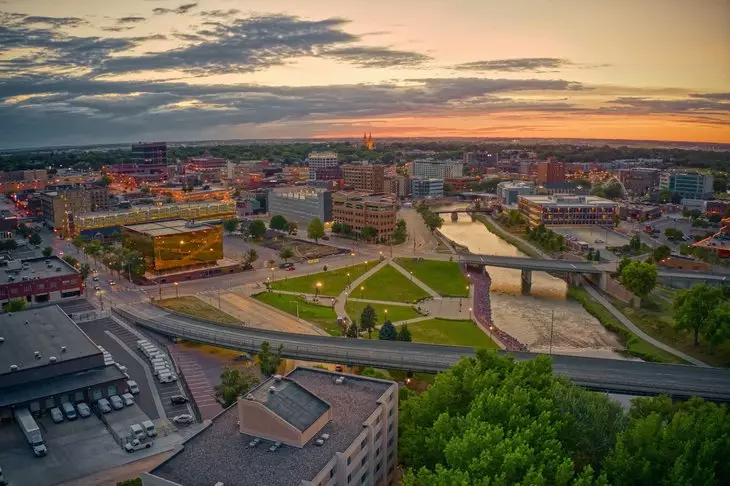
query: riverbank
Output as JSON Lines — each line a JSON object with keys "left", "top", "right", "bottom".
{"left": 472, "top": 214, "right": 546, "bottom": 258}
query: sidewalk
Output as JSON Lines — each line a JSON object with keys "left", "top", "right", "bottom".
{"left": 335, "top": 259, "right": 389, "bottom": 321}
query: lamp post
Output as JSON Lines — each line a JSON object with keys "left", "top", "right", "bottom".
{"left": 360, "top": 286, "right": 364, "bottom": 299}
{"left": 347, "top": 273, "right": 351, "bottom": 289}
{"left": 315, "top": 281, "right": 322, "bottom": 300}
{"left": 469, "top": 307, "right": 472, "bottom": 321}
{"left": 290, "top": 300, "right": 300, "bottom": 320}
{"left": 409, "top": 271, "right": 413, "bottom": 281}
{"left": 384, "top": 309, "right": 388, "bottom": 321}
{"left": 174, "top": 282, "right": 179, "bottom": 298}
{"left": 350, "top": 252, "right": 355, "bottom": 267}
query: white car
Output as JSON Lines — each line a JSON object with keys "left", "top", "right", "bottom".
{"left": 172, "top": 414, "right": 194, "bottom": 425}
{"left": 158, "top": 372, "right": 178, "bottom": 383}
{"left": 121, "top": 393, "right": 135, "bottom": 407}
{"left": 127, "top": 380, "right": 140, "bottom": 394}
{"left": 76, "top": 402, "right": 91, "bottom": 418}
{"left": 50, "top": 407, "right": 64, "bottom": 423}
{"left": 97, "top": 398, "right": 112, "bottom": 413}
{"left": 109, "top": 395, "right": 124, "bottom": 410}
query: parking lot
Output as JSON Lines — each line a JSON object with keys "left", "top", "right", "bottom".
{"left": 56, "top": 298, "right": 96, "bottom": 314}
{"left": 552, "top": 226, "right": 630, "bottom": 259}
{"left": 168, "top": 346, "right": 224, "bottom": 420}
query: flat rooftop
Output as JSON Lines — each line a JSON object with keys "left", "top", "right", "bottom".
{"left": 123, "top": 219, "right": 215, "bottom": 237}
{"left": 520, "top": 195, "right": 617, "bottom": 207}
{"left": 75, "top": 200, "right": 235, "bottom": 221}
{"left": 0, "top": 305, "right": 100, "bottom": 378}
{"left": 1, "top": 256, "right": 77, "bottom": 284}
{"left": 152, "top": 367, "right": 392, "bottom": 486}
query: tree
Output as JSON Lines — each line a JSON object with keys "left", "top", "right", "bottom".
{"left": 346, "top": 321, "right": 359, "bottom": 338}
{"left": 331, "top": 222, "right": 343, "bottom": 234}
{"left": 619, "top": 261, "right": 657, "bottom": 298}
{"left": 79, "top": 263, "right": 91, "bottom": 280}
{"left": 28, "top": 232, "right": 41, "bottom": 246}
{"left": 249, "top": 220, "right": 267, "bottom": 239}
{"left": 670, "top": 192, "right": 682, "bottom": 204}
{"left": 708, "top": 213, "right": 723, "bottom": 224}
{"left": 215, "top": 367, "right": 260, "bottom": 407}
{"left": 258, "top": 341, "right": 282, "bottom": 376}
{"left": 307, "top": 218, "right": 325, "bottom": 243}
{"left": 650, "top": 245, "right": 671, "bottom": 263}
{"left": 245, "top": 248, "right": 258, "bottom": 267}
{"left": 85, "top": 240, "right": 102, "bottom": 263}
{"left": 673, "top": 284, "right": 725, "bottom": 345}
{"left": 279, "top": 247, "right": 294, "bottom": 263}
{"left": 4, "top": 298, "right": 27, "bottom": 312}
{"left": 42, "top": 246, "right": 53, "bottom": 258}
{"left": 587, "top": 248, "right": 594, "bottom": 261}
{"left": 664, "top": 227, "right": 683, "bottom": 240}
{"left": 72, "top": 235, "right": 87, "bottom": 254}
{"left": 16, "top": 223, "right": 31, "bottom": 238}
{"left": 222, "top": 218, "right": 239, "bottom": 234}
{"left": 62, "top": 254, "right": 79, "bottom": 267}
{"left": 360, "top": 226, "right": 377, "bottom": 242}
{"left": 612, "top": 213, "right": 621, "bottom": 228}
{"left": 124, "top": 250, "right": 146, "bottom": 278}
{"left": 287, "top": 221, "right": 298, "bottom": 234}
{"left": 360, "top": 304, "right": 378, "bottom": 339}
{"left": 629, "top": 235, "right": 641, "bottom": 251}
{"left": 100, "top": 175, "right": 113, "bottom": 186}
{"left": 1, "top": 239, "right": 17, "bottom": 251}
{"left": 397, "top": 323, "right": 412, "bottom": 342}
{"left": 270, "top": 214, "right": 288, "bottom": 231}
{"left": 379, "top": 320, "right": 397, "bottom": 340}
{"left": 594, "top": 250, "right": 601, "bottom": 261}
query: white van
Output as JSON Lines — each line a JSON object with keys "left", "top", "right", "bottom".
{"left": 142, "top": 420, "right": 157, "bottom": 437}
{"left": 130, "top": 424, "right": 146, "bottom": 440}
{"left": 61, "top": 402, "right": 77, "bottom": 420}
{"left": 127, "top": 380, "right": 140, "bottom": 395}
{"left": 158, "top": 372, "right": 177, "bottom": 383}
{"left": 153, "top": 364, "right": 171, "bottom": 376}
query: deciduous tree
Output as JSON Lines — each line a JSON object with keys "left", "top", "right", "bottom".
{"left": 269, "top": 214, "right": 288, "bottom": 231}
{"left": 222, "top": 218, "right": 239, "bottom": 234}
{"left": 279, "top": 247, "right": 293, "bottom": 263}
{"left": 248, "top": 220, "right": 266, "bottom": 239}
{"left": 4, "top": 298, "right": 27, "bottom": 312}
{"left": 258, "top": 341, "right": 282, "bottom": 376}
{"left": 307, "top": 218, "right": 325, "bottom": 243}
{"left": 673, "top": 283, "right": 726, "bottom": 345}
{"left": 619, "top": 261, "right": 657, "bottom": 297}
{"left": 28, "top": 232, "right": 41, "bottom": 246}
{"left": 215, "top": 367, "right": 260, "bottom": 407}
{"left": 42, "top": 246, "right": 53, "bottom": 258}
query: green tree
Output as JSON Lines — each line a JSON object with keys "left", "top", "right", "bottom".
{"left": 307, "top": 218, "right": 325, "bottom": 243}
{"left": 1, "top": 239, "right": 17, "bottom": 251}
{"left": 85, "top": 240, "right": 102, "bottom": 263}
{"left": 673, "top": 284, "right": 726, "bottom": 345}
{"left": 249, "top": 220, "right": 267, "bottom": 239}
{"left": 361, "top": 226, "right": 377, "bottom": 242}
{"left": 629, "top": 235, "right": 641, "bottom": 251}
{"left": 612, "top": 213, "right": 621, "bottom": 227}
{"left": 124, "top": 250, "right": 146, "bottom": 278}
{"left": 708, "top": 213, "right": 723, "bottom": 224}
{"left": 100, "top": 175, "right": 113, "bottom": 186}
{"left": 258, "top": 341, "right": 282, "bottom": 376}
{"left": 42, "top": 246, "right": 53, "bottom": 258}
{"left": 269, "top": 214, "right": 288, "bottom": 231}
{"left": 397, "top": 323, "right": 412, "bottom": 342}
{"left": 116, "top": 479, "right": 142, "bottom": 486}
{"left": 16, "top": 223, "right": 31, "bottom": 238}
{"left": 360, "top": 304, "right": 378, "bottom": 339}
{"left": 663, "top": 227, "right": 683, "bottom": 240}
{"left": 287, "top": 221, "right": 298, "bottom": 234}
{"left": 28, "top": 232, "right": 41, "bottom": 246}
{"left": 346, "top": 321, "right": 359, "bottom": 338}
{"left": 279, "top": 247, "right": 294, "bottom": 263}
{"left": 379, "top": 320, "right": 398, "bottom": 340}
{"left": 650, "top": 245, "right": 671, "bottom": 263}
{"left": 245, "top": 248, "right": 258, "bottom": 267}
{"left": 215, "top": 367, "right": 260, "bottom": 407}
{"left": 222, "top": 218, "right": 239, "bottom": 234}
{"left": 4, "top": 298, "right": 27, "bottom": 312}
{"left": 79, "top": 263, "right": 91, "bottom": 281}
{"left": 619, "top": 261, "right": 657, "bottom": 298}
{"left": 62, "top": 254, "right": 79, "bottom": 267}
{"left": 594, "top": 249, "right": 601, "bottom": 261}
{"left": 331, "top": 222, "right": 343, "bottom": 234}
{"left": 72, "top": 234, "right": 87, "bottom": 254}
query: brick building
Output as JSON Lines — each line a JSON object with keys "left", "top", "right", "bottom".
{"left": 332, "top": 192, "right": 396, "bottom": 241}
{"left": 536, "top": 159, "right": 566, "bottom": 185}
{"left": 342, "top": 163, "right": 385, "bottom": 193}
{"left": 0, "top": 256, "right": 83, "bottom": 306}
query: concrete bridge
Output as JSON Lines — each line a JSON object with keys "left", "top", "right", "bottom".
{"left": 431, "top": 207, "right": 500, "bottom": 221}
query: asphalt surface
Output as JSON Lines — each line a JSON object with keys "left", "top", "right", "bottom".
{"left": 116, "top": 303, "right": 730, "bottom": 402}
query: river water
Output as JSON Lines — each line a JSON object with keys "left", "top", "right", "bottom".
{"left": 437, "top": 205, "right": 627, "bottom": 360}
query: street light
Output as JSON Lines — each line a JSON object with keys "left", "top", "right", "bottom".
{"left": 347, "top": 273, "right": 351, "bottom": 289}
{"left": 468, "top": 307, "right": 472, "bottom": 321}
{"left": 360, "top": 286, "right": 364, "bottom": 299}
{"left": 315, "top": 281, "right": 322, "bottom": 299}
{"left": 409, "top": 271, "right": 413, "bottom": 281}
{"left": 384, "top": 309, "right": 388, "bottom": 321}
{"left": 174, "top": 282, "right": 179, "bottom": 298}
{"left": 290, "top": 300, "right": 300, "bottom": 320}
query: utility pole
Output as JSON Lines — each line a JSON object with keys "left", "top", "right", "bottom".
{"left": 549, "top": 310, "right": 555, "bottom": 355}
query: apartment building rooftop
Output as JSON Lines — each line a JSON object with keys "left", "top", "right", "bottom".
{"left": 149, "top": 367, "right": 392, "bottom": 486}
{"left": 520, "top": 194, "right": 616, "bottom": 207}
{"left": 1, "top": 256, "right": 77, "bottom": 284}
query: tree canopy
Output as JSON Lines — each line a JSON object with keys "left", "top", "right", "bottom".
{"left": 379, "top": 320, "right": 397, "bottom": 340}
{"left": 248, "top": 220, "right": 267, "bottom": 239}
{"left": 673, "top": 284, "right": 730, "bottom": 346}
{"left": 619, "top": 261, "right": 657, "bottom": 297}
{"left": 222, "top": 218, "right": 239, "bottom": 234}
{"left": 307, "top": 218, "right": 325, "bottom": 242}
{"left": 258, "top": 341, "right": 282, "bottom": 376}
{"left": 360, "top": 304, "right": 378, "bottom": 339}
{"left": 215, "top": 367, "right": 260, "bottom": 407}
{"left": 270, "top": 214, "right": 288, "bottom": 230}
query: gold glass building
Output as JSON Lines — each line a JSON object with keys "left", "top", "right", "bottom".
{"left": 122, "top": 220, "right": 223, "bottom": 274}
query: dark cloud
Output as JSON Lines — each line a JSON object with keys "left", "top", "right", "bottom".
{"left": 117, "top": 16, "right": 146, "bottom": 24}
{"left": 454, "top": 58, "right": 574, "bottom": 72}
{"left": 690, "top": 92, "right": 730, "bottom": 101}
{"left": 200, "top": 9, "right": 240, "bottom": 18}
{"left": 101, "top": 26, "right": 134, "bottom": 32}
{"left": 153, "top": 3, "right": 198, "bottom": 16}
{"left": 605, "top": 97, "right": 730, "bottom": 114}
{"left": 22, "top": 16, "right": 87, "bottom": 28}
{"left": 323, "top": 46, "right": 431, "bottom": 68}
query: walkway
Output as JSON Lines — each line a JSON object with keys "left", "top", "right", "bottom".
{"left": 389, "top": 259, "right": 441, "bottom": 298}
{"left": 334, "top": 259, "right": 390, "bottom": 322}
{"left": 582, "top": 283, "right": 708, "bottom": 367}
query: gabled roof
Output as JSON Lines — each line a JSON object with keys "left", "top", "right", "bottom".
{"left": 248, "top": 377, "right": 330, "bottom": 432}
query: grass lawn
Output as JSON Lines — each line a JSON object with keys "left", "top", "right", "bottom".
{"left": 358, "top": 264, "right": 430, "bottom": 302}
{"left": 567, "top": 288, "right": 688, "bottom": 364}
{"left": 270, "top": 260, "right": 378, "bottom": 296}
{"left": 254, "top": 292, "right": 342, "bottom": 336}
{"left": 406, "top": 318, "right": 499, "bottom": 348}
{"left": 395, "top": 258, "right": 469, "bottom": 297}
{"left": 345, "top": 300, "right": 422, "bottom": 323}
{"left": 157, "top": 296, "right": 240, "bottom": 325}
{"left": 613, "top": 296, "right": 730, "bottom": 368}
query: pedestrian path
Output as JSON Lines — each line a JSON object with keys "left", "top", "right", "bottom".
{"left": 389, "top": 260, "right": 441, "bottom": 298}
{"left": 392, "top": 315, "right": 431, "bottom": 326}
{"left": 335, "top": 259, "right": 390, "bottom": 321}
{"left": 346, "top": 297, "right": 413, "bottom": 307}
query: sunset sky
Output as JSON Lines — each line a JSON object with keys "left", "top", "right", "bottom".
{"left": 1, "top": 0, "right": 729, "bottom": 148}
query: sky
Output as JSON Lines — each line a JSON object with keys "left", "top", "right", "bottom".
{"left": 0, "top": 0, "right": 729, "bottom": 149}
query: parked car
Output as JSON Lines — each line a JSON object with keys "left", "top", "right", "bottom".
{"left": 233, "top": 352, "right": 251, "bottom": 362}
{"left": 97, "top": 398, "right": 112, "bottom": 414}
{"left": 158, "top": 372, "right": 178, "bottom": 383}
{"left": 61, "top": 402, "right": 77, "bottom": 420}
{"left": 278, "top": 262, "right": 294, "bottom": 269}
{"left": 109, "top": 395, "right": 124, "bottom": 410}
{"left": 127, "top": 380, "right": 140, "bottom": 395}
{"left": 92, "top": 276, "right": 99, "bottom": 281}
{"left": 335, "top": 364, "right": 343, "bottom": 372}
{"left": 172, "top": 414, "right": 194, "bottom": 425}
{"left": 124, "top": 439, "right": 151, "bottom": 453}
{"left": 109, "top": 280, "right": 116, "bottom": 286}
{"left": 130, "top": 424, "right": 146, "bottom": 440}
{"left": 121, "top": 393, "right": 135, "bottom": 407}
{"left": 170, "top": 395, "right": 189, "bottom": 405}
{"left": 50, "top": 407, "right": 64, "bottom": 423}
{"left": 76, "top": 402, "right": 91, "bottom": 418}
{"left": 142, "top": 420, "right": 157, "bottom": 437}
{"left": 322, "top": 235, "right": 330, "bottom": 240}
{"left": 286, "top": 265, "right": 296, "bottom": 271}
{"left": 94, "top": 285, "right": 101, "bottom": 291}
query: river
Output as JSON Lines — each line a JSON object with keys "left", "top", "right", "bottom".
{"left": 437, "top": 205, "right": 627, "bottom": 360}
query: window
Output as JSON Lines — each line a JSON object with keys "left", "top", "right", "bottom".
{"left": 347, "top": 457, "right": 351, "bottom": 466}
{"left": 376, "top": 447, "right": 381, "bottom": 457}
{"left": 388, "top": 424, "right": 393, "bottom": 433}
{"left": 347, "top": 474, "right": 351, "bottom": 483}
{"left": 361, "top": 456, "right": 367, "bottom": 467}
{"left": 330, "top": 468, "right": 335, "bottom": 478}
{"left": 361, "top": 438, "right": 367, "bottom": 449}
{"left": 388, "top": 408, "right": 393, "bottom": 417}
{"left": 388, "top": 437, "right": 394, "bottom": 447}
{"left": 361, "top": 471, "right": 369, "bottom": 483}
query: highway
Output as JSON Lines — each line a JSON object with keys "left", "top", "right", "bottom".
{"left": 115, "top": 303, "right": 730, "bottom": 402}
{"left": 460, "top": 254, "right": 611, "bottom": 274}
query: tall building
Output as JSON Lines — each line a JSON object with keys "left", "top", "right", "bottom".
{"left": 267, "top": 187, "right": 333, "bottom": 223}
{"left": 411, "top": 178, "right": 444, "bottom": 200}
{"left": 131, "top": 142, "right": 167, "bottom": 165}
{"left": 463, "top": 151, "right": 498, "bottom": 166}
{"left": 142, "top": 367, "right": 398, "bottom": 486}
{"left": 497, "top": 181, "right": 536, "bottom": 206}
{"left": 617, "top": 168, "right": 661, "bottom": 195}
{"left": 342, "top": 163, "right": 385, "bottom": 193}
{"left": 332, "top": 192, "right": 397, "bottom": 241}
{"left": 362, "top": 132, "right": 374, "bottom": 150}
{"left": 536, "top": 159, "right": 566, "bottom": 185}
{"left": 659, "top": 172, "right": 714, "bottom": 200}
{"left": 40, "top": 186, "right": 109, "bottom": 235}
{"left": 411, "top": 159, "right": 463, "bottom": 179}
{"left": 306, "top": 152, "right": 340, "bottom": 180}
{"left": 185, "top": 154, "right": 227, "bottom": 181}
{"left": 518, "top": 195, "right": 617, "bottom": 226}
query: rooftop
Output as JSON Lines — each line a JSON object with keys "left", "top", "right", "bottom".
{"left": 520, "top": 194, "right": 617, "bottom": 207}
{"left": 122, "top": 219, "right": 215, "bottom": 237}
{"left": 74, "top": 200, "right": 235, "bottom": 221}
{"left": 1, "top": 256, "right": 77, "bottom": 284}
{"left": 247, "top": 375, "right": 331, "bottom": 432}
{"left": 0, "top": 305, "right": 100, "bottom": 378}
{"left": 152, "top": 367, "right": 393, "bottom": 486}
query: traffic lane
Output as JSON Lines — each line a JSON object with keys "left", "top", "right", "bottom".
{"left": 76, "top": 320, "right": 160, "bottom": 419}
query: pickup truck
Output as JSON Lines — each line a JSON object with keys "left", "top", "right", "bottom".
{"left": 124, "top": 439, "right": 152, "bottom": 453}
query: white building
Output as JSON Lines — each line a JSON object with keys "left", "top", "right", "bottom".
{"left": 411, "top": 159, "right": 463, "bottom": 179}
{"left": 305, "top": 152, "right": 339, "bottom": 170}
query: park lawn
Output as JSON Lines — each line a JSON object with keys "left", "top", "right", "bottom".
{"left": 395, "top": 258, "right": 469, "bottom": 297}
{"left": 406, "top": 318, "right": 499, "bottom": 349}
{"left": 157, "top": 296, "right": 240, "bottom": 325}
{"left": 270, "top": 260, "right": 378, "bottom": 296}
{"left": 359, "top": 264, "right": 430, "bottom": 302}
{"left": 345, "top": 300, "right": 422, "bottom": 324}
{"left": 254, "top": 292, "right": 342, "bottom": 336}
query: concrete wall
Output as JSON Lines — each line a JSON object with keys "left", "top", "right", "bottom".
{"left": 141, "top": 472, "right": 182, "bottom": 486}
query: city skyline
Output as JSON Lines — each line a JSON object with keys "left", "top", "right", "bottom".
{"left": 0, "top": 0, "right": 728, "bottom": 148}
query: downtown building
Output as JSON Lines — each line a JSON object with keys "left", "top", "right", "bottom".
{"left": 307, "top": 152, "right": 341, "bottom": 181}
{"left": 332, "top": 192, "right": 397, "bottom": 241}
{"left": 659, "top": 171, "right": 714, "bottom": 200}
{"left": 410, "top": 178, "right": 444, "bottom": 200}
{"left": 463, "top": 151, "right": 498, "bottom": 167}
{"left": 342, "top": 163, "right": 385, "bottom": 193}
{"left": 267, "top": 187, "right": 333, "bottom": 223}
{"left": 411, "top": 159, "right": 463, "bottom": 179}
{"left": 107, "top": 142, "right": 170, "bottom": 184}
{"left": 518, "top": 194, "right": 617, "bottom": 226}
{"left": 0, "top": 256, "right": 83, "bottom": 306}
{"left": 143, "top": 368, "right": 399, "bottom": 486}
{"left": 536, "top": 159, "right": 566, "bottom": 185}
{"left": 497, "top": 181, "right": 536, "bottom": 206}
{"left": 40, "top": 185, "right": 110, "bottom": 236}
{"left": 617, "top": 168, "right": 661, "bottom": 195}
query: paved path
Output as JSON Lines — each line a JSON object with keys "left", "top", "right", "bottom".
{"left": 389, "top": 259, "right": 442, "bottom": 298}
{"left": 346, "top": 297, "right": 413, "bottom": 307}
{"left": 583, "top": 283, "right": 708, "bottom": 367}
{"left": 392, "top": 315, "right": 431, "bottom": 326}
{"left": 335, "top": 259, "right": 390, "bottom": 321}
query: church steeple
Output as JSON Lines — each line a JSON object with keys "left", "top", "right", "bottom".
{"left": 363, "top": 132, "right": 374, "bottom": 150}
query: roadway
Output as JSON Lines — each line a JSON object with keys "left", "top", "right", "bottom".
{"left": 460, "top": 254, "right": 612, "bottom": 274}
{"left": 115, "top": 303, "right": 730, "bottom": 402}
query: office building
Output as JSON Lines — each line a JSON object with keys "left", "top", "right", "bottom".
{"left": 536, "top": 159, "right": 566, "bottom": 185}
{"left": 617, "top": 203, "right": 661, "bottom": 221}
{"left": 617, "top": 168, "right": 661, "bottom": 195}
{"left": 40, "top": 186, "right": 109, "bottom": 235}
{"left": 122, "top": 220, "right": 223, "bottom": 274}
{"left": 659, "top": 172, "right": 714, "bottom": 200}
{"left": 411, "top": 178, "right": 444, "bottom": 200}
{"left": 0, "top": 169, "right": 48, "bottom": 193}
{"left": 497, "top": 181, "right": 535, "bottom": 206}
{"left": 0, "top": 306, "right": 128, "bottom": 419}
{"left": 267, "top": 187, "right": 333, "bottom": 223}
{"left": 463, "top": 151, "right": 498, "bottom": 166}
{"left": 411, "top": 159, "right": 463, "bottom": 179}
{"left": 143, "top": 367, "right": 398, "bottom": 486}
{"left": 332, "top": 192, "right": 397, "bottom": 241}
{"left": 131, "top": 142, "right": 167, "bottom": 165}
{"left": 518, "top": 195, "right": 617, "bottom": 226}
{"left": 342, "top": 163, "right": 385, "bottom": 193}
{"left": 0, "top": 256, "right": 83, "bottom": 306}
{"left": 395, "top": 175, "right": 411, "bottom": 198}
{"left": 306, "top": 152, "right": 339, "bottom": 171}
{"left": 185, "top": 154, "right": 227, "bottom": 182}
